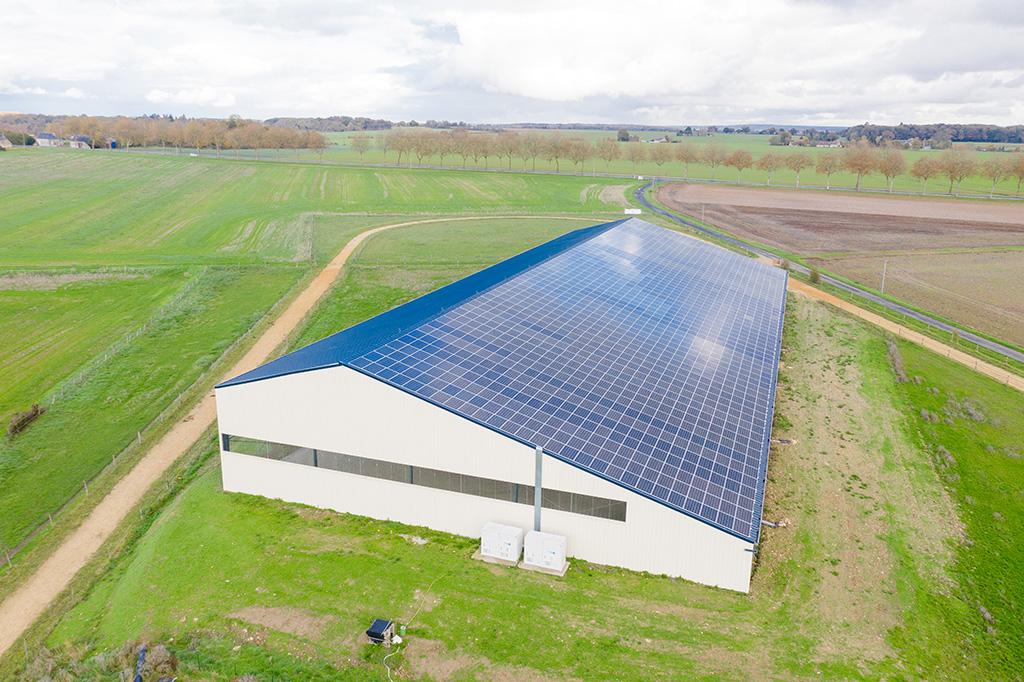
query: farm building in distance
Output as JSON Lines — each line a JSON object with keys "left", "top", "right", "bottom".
{"left": 215, "top": 218, "right": 787, "bottom": 592}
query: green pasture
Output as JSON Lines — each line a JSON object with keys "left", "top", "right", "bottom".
{"left": 0, "top": 266, "right": 303, "bottom": 549}
{"left": 0, "top": 150, "right": 624, "bottom": 555}
{"left": 306, "top": 129, "right": 1022, "bottom": 197}
{"left": 30, "top": 219, "right": 1024, "bottom": 680}
{"left": 292, "top": 217, "right": 597, "bottom": 350}
{"left": 1, "top": 150, "right": 623, "bottom": 267}
{"left": 74, "top": 130, "right": 1024, "bottom": 197}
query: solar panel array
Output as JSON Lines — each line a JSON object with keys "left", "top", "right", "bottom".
{"left": 347, "top": 219, "right": 787, "bottom": 543}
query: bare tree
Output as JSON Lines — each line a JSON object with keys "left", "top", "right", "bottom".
{"left": 205, "top": 119, "right": 229, "bottom": 158}
{"left": 544, "top": 133, "right": 569, "bottom": 173}
{"left": 815, "top": 151, "right": 842, "bottom": 189}
{"left": 305, "top": 130, "right": 328, "bottom": 163}
{"left": 495, "top": 131, "right": 520, "bottom": 171}
{"left": 518, "top": 131, "right": 542, "bottom": 171}
{"left": 1008, "top": 152, "right": 1024, "bottom": 196}
{"left": 183, "top": 120, "right": 208, "bottom": 156}
{"left": 674, "top": 142, "right": 700, "bottom": 179}
{"left": 702, "top": 141, "right": 728, "bottom": 180}
{"left": 243, "top": 123, "right": 265, "bottom": 160}
{"left": 595, "top": 137, "right": 620, "bottom": 173}
{"left": 411, "top": 130, "right": 436, "bottom": 166}
{"left": 939, "top": 147, "right": 977, "bottom": 195}
{"left": 377, "top": 131, "right": 392, "bottom": 165}
{"left": 566, "top": 136, "right": 592, "bottom": 174}
{"left": 725, "top": 149, "right": 754, "bottom": 181}
{"left": 265, "top": 126, "right": 290, "bottom": 160}
{"left": 648, "top": 142, "right": 674, "bottom": 173}
{"left": 784, "top": 152, "right": 813, "bottom": 188}
{"left": 876, "top": 148, "right": 907, "bottom": 192}
{"left": 467, "top": 134, "right": 493, "bottom": 169}
{"left": 624, "top": 141, "right": 647, "bottom": 176}
{"left": 979, "top": 156, "right": 1010, "bottom": 198}
{"left": 450, "top": 129, "right": 470, "bottom": 168}
{"left": 842, "top": 142, "right": 878, "bottom": 190}
{"left": 391, "top": 130, "right": 413, "bottom": 167}
{"left": 350, "top": 134, "right": 371, "bottom": 163}
{"left": 755, "top": 152, "right": 785, "bottom": 185}
{"left": 910, "top": 156, "right": 940, "bottom": 194}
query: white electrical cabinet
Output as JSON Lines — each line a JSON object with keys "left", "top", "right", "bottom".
{"left": 523, "top": 530, "right": 567, "bottom": 571}
{"left": 480, "top": 522, "right": 524, "bottom": 562}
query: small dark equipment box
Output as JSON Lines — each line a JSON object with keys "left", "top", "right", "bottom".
{"left": 366, "top": 618, "right": 395, "bottom": 644}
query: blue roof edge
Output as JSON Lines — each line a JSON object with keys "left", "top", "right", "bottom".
{"left": 217, "top": 218, "right": 630, "bottom": 389}
{"left": 750, "top": 272, "right": 789, "bottom": 544}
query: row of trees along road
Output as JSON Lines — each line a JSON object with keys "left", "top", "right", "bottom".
{"left": 43, "top": 114, "right": 329, "bottom": 160}
{"left": 358, "top": 131, "right": 1024, "bottom": 196}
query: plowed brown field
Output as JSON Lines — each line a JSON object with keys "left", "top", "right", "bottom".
{"left": 657, "top": 184, "right": 1024, "bottom": 347}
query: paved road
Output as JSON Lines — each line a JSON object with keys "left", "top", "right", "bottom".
{"left": 635, "top": 182, "right": 1024, "bottom": 367}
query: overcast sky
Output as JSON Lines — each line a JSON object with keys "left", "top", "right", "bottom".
{"left": 2, "top": 0, "right": 1023, "bottom": 126}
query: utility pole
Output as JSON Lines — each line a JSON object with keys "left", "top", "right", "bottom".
{"left": 881, "top": 260, "right": 888, "bottom": 294}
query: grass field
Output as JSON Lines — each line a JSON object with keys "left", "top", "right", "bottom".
{"left": 0, "top": 150, "right": 626, "bottom": 555}
{"left": 307, "top": 130, "right": 1024, "bottom": 197}
{"left": 22, "top": 217, "right": 1023, "bottom": 681}
{"left": 100, "top": 127, "right": 1024, "bottom": 198}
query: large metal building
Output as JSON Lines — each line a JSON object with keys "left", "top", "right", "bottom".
{"left": 215, "top": 218, "right": 787, "bottom": 592}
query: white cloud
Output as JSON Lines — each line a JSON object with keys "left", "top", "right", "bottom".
{"left": 1, "top": 0, "right": 1022, "bottom": 125}
{"left": 146, "top": 87, "right": 235, "bottom": 107}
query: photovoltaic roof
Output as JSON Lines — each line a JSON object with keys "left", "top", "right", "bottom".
{"left": 220, "top": 218, "right": 787, "bottom": 543}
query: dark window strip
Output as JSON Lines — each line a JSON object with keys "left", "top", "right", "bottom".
{"left": 224, "top": 434, "right": 626, "bottom": 522}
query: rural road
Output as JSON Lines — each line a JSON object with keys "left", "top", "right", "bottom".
{"left": 635, "top": 182, "right": 1024, "bottom": 368}
{"left": 0, "top": 215, "right": 568, "bottom": 660}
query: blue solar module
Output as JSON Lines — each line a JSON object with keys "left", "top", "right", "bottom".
{"left": 220, "top": 218, "right": 787, "bottom": 543}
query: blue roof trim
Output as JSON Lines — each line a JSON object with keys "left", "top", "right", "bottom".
{"left": 218, "top": 218, "right": 628, "bottom": 388}
{"left": 751, "top": 277, "right": 788, "bottom": 544}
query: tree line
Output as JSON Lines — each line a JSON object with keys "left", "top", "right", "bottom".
{"left": 844, "top": 123, "right": 1024, "bottom": 147}
{"left": 31, "top": 114, "right": 330, "bottom": 160}
{"left": 357, "top": 131, "right": 1024, "bottom": 196}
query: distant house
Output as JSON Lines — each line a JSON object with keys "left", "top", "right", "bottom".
{"left": 0, "top": 134, "right": 12, "bottom": 150}
{"left": 645, "top": 137, "right": 669, "bottom": 143}
{"left": 35, "top": 132, "right": 61, "bottom": 147}
{"left": 68, "top": 135, "right": 92, "bottom": 150}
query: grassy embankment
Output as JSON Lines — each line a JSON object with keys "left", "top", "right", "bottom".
{"left": 0, "top": 150, "right": 623, "bottom": 581}
{"left": 22, "top": 220, "right": 1023, "bottom": 681}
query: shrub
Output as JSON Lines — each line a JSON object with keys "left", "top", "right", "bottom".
{"left": 7, "top": 403, "right": 45, "bottom": 437}
{"left": 808, "top": 267, "right": 820, "bottom": 284}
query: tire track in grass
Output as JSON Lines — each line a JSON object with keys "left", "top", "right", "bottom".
{"left": 0, "top": 214, "right": 587, "bottom": 658}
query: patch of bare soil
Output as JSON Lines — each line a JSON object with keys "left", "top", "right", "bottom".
{"left": 229, "top": 606, "right": 336, "bottom": 638}
{"left": 598, "top": 185, "right": 631, "bottom": 208}
{"left": 659, "top": 183, "right": 1024, "bottom": 225}
{"left": 757, "top": 295, "right": 963, "bottom": 667}
{"left": 0, "top": 271, "right": 144, "bottom": 290}
{"left": 403, "top": 637, "right": 574, "bottom": 682}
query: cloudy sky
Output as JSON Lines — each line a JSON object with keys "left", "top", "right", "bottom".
{"left": 2, "top": 0, "right": 1023, "bottom": 126}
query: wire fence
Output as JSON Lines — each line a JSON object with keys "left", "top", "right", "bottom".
{"left": 0, "top": 265, "right": 308, "bottom": 569}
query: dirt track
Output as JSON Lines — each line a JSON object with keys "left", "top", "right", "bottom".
{"left": 788, "top": 278, "right": 1024, "bottom": 393}
{"left": 0, "top": 216, "right": 559, "bottom": 659}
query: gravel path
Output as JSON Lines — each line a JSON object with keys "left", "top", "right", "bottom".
{"left": 0, "top": 216, "right": 505, "bottom": 658}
